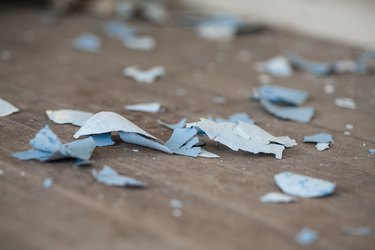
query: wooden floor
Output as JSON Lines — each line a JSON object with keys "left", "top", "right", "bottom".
{"left": 1, "top": 6, "right": 374, "bottom": 250}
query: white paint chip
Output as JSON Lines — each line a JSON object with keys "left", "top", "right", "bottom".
{"left": 335, "top": 98, "right": 356, "bottom": 109}
{"left": 123, "top": 66, "right": 165, "bottom": 84}
{"left": 125, "top": 102, "right": 162, "bottom": 113}
{"left": 46, "top": 109, "right": 93, "bottom": 126}
{"left": 260, "top": 192, "right": 297, "bottom": 203}
{"left": 315, "top": 142, "right": 330, "bottom": 151}
{"left": 0, "top": 98, "right": 19, "bottom": 117}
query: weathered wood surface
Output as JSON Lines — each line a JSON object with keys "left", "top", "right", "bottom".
{"left": 0, "top": 7, "right": 374, "bottom": 250}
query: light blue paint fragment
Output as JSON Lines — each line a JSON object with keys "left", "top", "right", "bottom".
{"left": 93, "top": 165, "right": 145, "bottom": 188}
{"left": 164, "top": 128, "right": 202, "bottom": 157}
{"left": 304, "top": 133, "right": 333, "bottom": 143}
{"left": 72, "top": 33, "right": 101, "bottom": 53}
{"left": 258, "top": 85, "right": 309, "bottom": 106}
{"left": 12, "top": 125, "right": 96, "bottom": 165}
{"left": 260, "top": 98, "right": 314, "bottom": 123}
{"left": 274, "top": 171, "right": 335, "bottom": 198}
{"left": 295, "top": 228, "right": 318, "bottom": 246}
{"left": 91, "top": 133, "right": 115, "bottom": 147}
{"left": 257, "top": 56, "right": 293, "bottom": 77}
{"left": 288, "top": 53, "right": 332, "bottom": 76}
{"left": 43, "top": 177, "right": 53, "bottom": 189}
{"left": 158, "top": 118, "right": 187, "bottom": 130}
{"left": 368, "top": 148, "right": 375, "bottom": 155}
{"left": 119, "top": 132, "right": 172, "bottom": 154}
{"left": 103, "top": 20, "right": 136, "bottom": 40}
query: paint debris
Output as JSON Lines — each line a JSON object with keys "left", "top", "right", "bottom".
{"left": 169, "top": 199, "right": 184, "bottom": 209}
{"left": 91, "top": 133, "right": 115, "bottom": 147}
{"left": 43, "top": 177, "right": 53, "bottom": 189}
{"left": 295, "top": 228, "right": 319, "bottom": 246}
{"left": 123, "top": 35, "right": 156, "bottom": 51}
{"left": 46, "top": 109, "right": 93, "bottom": 126}
{"left": 260, "top": 192, "right": 297, "bottom": 203}
{"left": 368, "top": 148, "right": 375, "bottom": 155}
{"left": 12, "top": 125, "right": 96, "bottom": 165}
{"left": 72, "top": 33, "right": 101, "bottom": 53}
{"left": 189, "top": 119, "right": 297, "bottom": 159}
{"left": 274, "top": 171, "right": 335, "bottom": 198}
{"left": 164, "top": 127, "right": 202, "bottom": 157}
{"left": 255, "top": 56, "right": 293, "bottom": 77}
{"left": 315, "top": 142, "right": 330, "bottom": 151}
{"left": 125, "top": 102, "right": 162, "bottom": 113}
{"left": 324, "top": 83, "right": 335, "bottom": 95}
{"left": 123, "top": 66, "right": 165, "bottom": 84}
{"left": 74, "top": 111, "right": 159, "bottom": 141}
{"left": 0, "top": 98, "right": 19, "bottom": 117}
{"left": 335, "top": 98, "right": 356, "bottom": 109}
{"left": 288, "top": 53, "right": 332, "bottom": 76}
{"left": 304, "top": 133, "right": 334, "bottom": 143}
{"left": 258, "top": 85, "right": 308, "bottom": 106}
{"left": 92, "top": 165, "right": 145, "bottom": 188}
{"left": 256, "top": 85, "right": 314, "bottom": 123}
{"left": 260, "top": 99, "right": 314, "bottom": 123}
{"left": 158, "top": 118, "right": 187, "bottom": 130}
{"left": 342, "top": 226, "right": 372, "bottom": 237}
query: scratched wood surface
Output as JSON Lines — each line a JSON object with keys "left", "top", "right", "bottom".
{"left": 1, "top": 6, "right": 375, "bottom": 250}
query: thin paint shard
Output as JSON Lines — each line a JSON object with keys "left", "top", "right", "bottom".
{"left": 260, "top": 192, "right": 297, "bottom": 203}
{"left": 0, "top": 98, "right": 19, "bottom": 117}
{"left": 274, "top": 171, "right": 335, "bottom": 198}
{"left": 164, "top": 128, "right": 202, "bottom": 157}
{"left": 295, "top": 228, "right": 319, "bottom": 246}
{"left": 46, "top": 109, "right": 93, "bottom": 126}
{"left": 119, "top": 132, "right": 172, "bottom": 154}
{"left": 72, "top": 33, "right": 101, "bottom": 53}
{"left": 260, "top": 98, "right": 314, "bottom": 123}
{"left": 91, "top": 132, "right": 115, "bottom": 147}
{"left": 315, "top": 142, "right": 330, "bottom": 151}
{"left": 92, "top": 165, "right": 145, "bottom": 188}
{"left": 342, "top": 226, "right": 372, "bottom": 237}
{"left": 43, "top": 177, "right": 53, "bottom": 189}
{"left": 123, "top": 66, "right": 165, "bottom": 84}
{"left": 288, "top": 53, "right": 332, "bottom": 76}
{"left": 125, "top": 102, "right": 162, "bottom": 113}
{"left": 12, "top": 126, "right": 96, "bottom": 165}
{"left": 74, "top": 111, "right": 159, "bottom": 141}
{"left": 258, "top": 85, "right": 308, "bottom": 106}
{"left": 335, "top": 98, "right": 356, "bottom": 109}
{"left": 256, "top": 56, "right": 293, "bottom": 77}
{"left": 198, "top": 149, "right": 220, "bottom": 158}
{"left": 304, "top": 133, "right": 333, "bottom": 143}
{"left": 192, "top": 119, "right": 296, "bottom": 159}
{"left": 158, "top": 118, "right": 187, "bottom": 130}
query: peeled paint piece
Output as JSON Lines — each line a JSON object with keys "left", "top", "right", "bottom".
{"left": 74, "top": 111, "right": 159, "bottom": 141}
{"left": 194, "top": 15, "right": 242, "bottom": 41}
{"left": 158, "top": 118, "right": 187, "bottom": 130}
{"left": 72, "top": 33, "right": 101, "bottom": 53}
{"left": 260, "top": 98, "right": 314, "bottom": 123}
{"left": 0, "top": 98, "right": 19, "bottom": 117}
{"left": 368, "top": 148, "right": 375, "bottom": 155}
{"left": 91, "top": 132, "right": 115, "bottom": 147}
{"left": 92, "top": 165, "right": 145, "bottom": 188}
{"left": 304, "top": 133, "right": 333, "bottom": 143}
{"left": 46, "top": 109, "right": 93, "bottom": 126}
{"left": 335, "top": 98, "right": 356, "bottom": 109}
{"left": 288, "top": 53, "right": 332, "bottom": 76}
{"left": 12, "top": 126, "right": 96, "bottom": 165}
{"left": 256, "top": 56, "right": 293, "bottom": 77}
{"left": 125, "top": 102, "right": 162, "bottom": 113}
{"left": 104, "top": 20, "right": 136, "bottom": 40}
{"left": 295, "top": 228, "right": 319, "bottom": 246}
{"left": 164, "top": 127, "right": 202, "bottom": 157}
{"left": 258, "top": 85, "right": 308, "bottom": 106}
{"left": 260, "top": 192, "right": 297, "bottom": 203}
{"left": 123, "top": 66, "right": 165, "bottom": 84}
{"left": 123, "top": 35, "right": 155, "bottom": 51}
{"left": 315, "top": 142, "right": 330, "bottom": 151}
{"left": 119, "top": 132, "right": 172, "bottom": 154}
{"left": 274, "top": 171, "right": 335, "bottom": 198}
{"left": 43, "top": 177, "right": 53, "bottom": 189}
{"left": 192, "top": 119, "right": 296, "bottom": 159}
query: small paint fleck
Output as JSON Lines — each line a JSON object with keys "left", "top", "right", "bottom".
{"left": 43, "top": 177, "right": 53, "bottom": 189}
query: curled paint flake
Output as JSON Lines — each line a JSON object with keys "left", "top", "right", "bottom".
{"left": 93, "top": 166, "right": 145, "bottom": 188}
{"left": 125, "top": 102, "right": 162, "bottom": 113}
{"left": 46, "top": 109, "right": 93, "bottom": 126}
{"left": 0, "top": 98, "right": 19, "bottom": 117}
{"left": 123, "top": 66, "right": 165, "bottom": 84}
